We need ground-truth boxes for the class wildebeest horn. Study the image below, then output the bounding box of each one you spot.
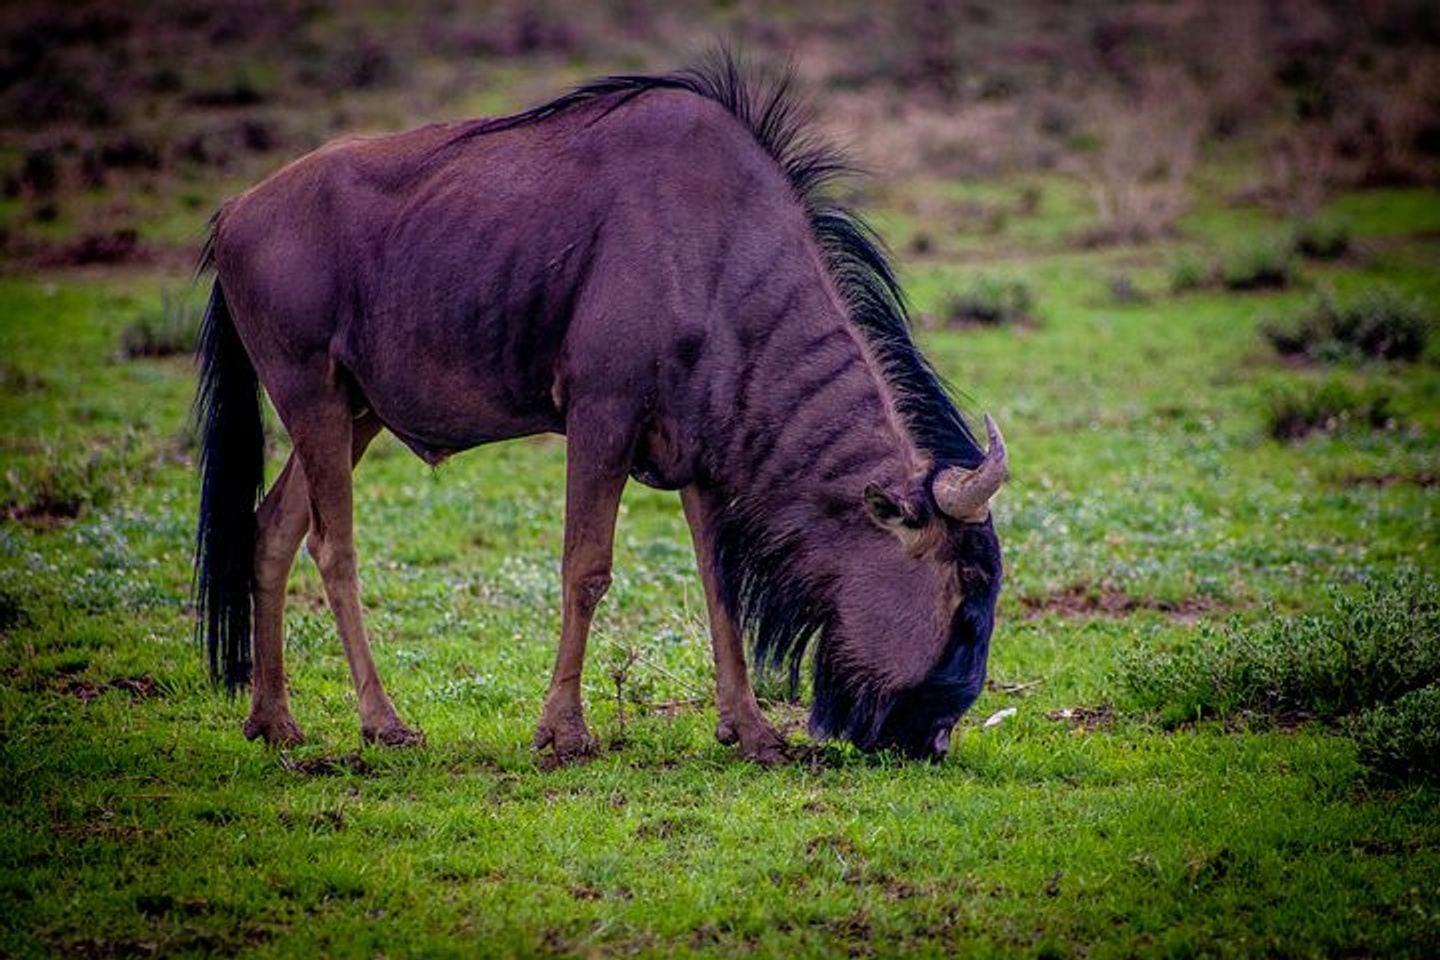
[932,414,1009,521]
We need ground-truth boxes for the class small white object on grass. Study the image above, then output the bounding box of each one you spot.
[982,707,1017,729]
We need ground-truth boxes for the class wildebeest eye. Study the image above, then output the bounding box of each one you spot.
[958,564,991,593]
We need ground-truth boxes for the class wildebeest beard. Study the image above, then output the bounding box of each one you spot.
[709,495,896,746]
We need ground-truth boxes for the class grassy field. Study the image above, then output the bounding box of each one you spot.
[2,169,1437,956]
[3,8,1440,950]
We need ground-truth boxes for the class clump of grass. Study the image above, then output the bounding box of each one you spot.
[2,433,149,524]
[939,275,1034,327]
[1168,251,1215,293]
[1291,218,1351,260]
[1220,240,1294,291]
[1262,377,1393,440]
[1263,288,1428,363]
[1106,273,1149,305]
[4,448,106,524]
[1352,685,1440,783]
[120,290,203,359]
[1118,572,1440,732]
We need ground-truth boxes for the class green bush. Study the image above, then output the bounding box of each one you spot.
[1263,287,1428,363]
[1107,273,1149,305]
[2,434,149,523]
[940,275,1034,327]
[1291,218,1351,260]
[1118,572,1440,728]
[1261,377,1393,440]
[1168,252,1213,293]
[1221,241,1294,291]
[1352,685,1440,783]
[119,289,203,359]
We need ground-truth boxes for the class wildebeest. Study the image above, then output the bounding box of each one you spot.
[194,52,1008,764]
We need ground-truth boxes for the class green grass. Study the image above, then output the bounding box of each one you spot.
[3,174,1439,956]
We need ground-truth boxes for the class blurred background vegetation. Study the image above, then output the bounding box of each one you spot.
[1,0,1438,265]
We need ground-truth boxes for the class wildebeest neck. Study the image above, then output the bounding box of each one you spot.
[703,276,931,722]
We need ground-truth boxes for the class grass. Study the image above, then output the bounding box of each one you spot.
[3,146,1440,960]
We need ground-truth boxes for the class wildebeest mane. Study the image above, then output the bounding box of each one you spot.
[444,51,987,734]
[444,50,984,470]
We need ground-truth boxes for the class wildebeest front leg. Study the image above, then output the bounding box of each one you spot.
[533,403,632,766]
[681,487,789,763]
[245,414,383,747]
[290,400,423,748]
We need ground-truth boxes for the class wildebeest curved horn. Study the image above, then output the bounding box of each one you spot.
[932,414,1009,521]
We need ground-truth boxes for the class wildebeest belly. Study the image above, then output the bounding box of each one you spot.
[337,299,567,460]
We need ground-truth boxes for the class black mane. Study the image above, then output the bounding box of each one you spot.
[447,51,987,738]
[447,50,984,470]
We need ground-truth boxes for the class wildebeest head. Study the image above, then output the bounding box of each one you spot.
[812,416,1008,760]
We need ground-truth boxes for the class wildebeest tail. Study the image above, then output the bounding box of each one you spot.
[193,252,265,691]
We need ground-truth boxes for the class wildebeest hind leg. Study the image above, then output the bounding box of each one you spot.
[533,399,634,766]
[244,414,383,746]
[288,399,422,748]
[681,487,788,763]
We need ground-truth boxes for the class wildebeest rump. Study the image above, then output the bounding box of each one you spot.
[194,53,1009,763]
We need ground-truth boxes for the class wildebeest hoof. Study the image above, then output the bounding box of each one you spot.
[243,712,305,747]
[737,726,789,764]
[715,719,740,745]
[533,718,598,769]
[718,718,789,763]
[362,722,426,748]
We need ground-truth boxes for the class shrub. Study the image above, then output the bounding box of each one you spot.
[1078,78,1201,246]
[1352,685,1440,783]
[1263,288,1428,363]
[1291,218,1351,260]
[939,275,1034,327]
[1168,252,1214,293]
[2,437,140,524]
[1221,241,1294,291]
[1118,572,1440,728]
[1107,273,1149,305]
[1262,377,1393,440]
[120,290,203,359]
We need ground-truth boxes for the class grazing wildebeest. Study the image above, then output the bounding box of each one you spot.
[194,53,1008,764]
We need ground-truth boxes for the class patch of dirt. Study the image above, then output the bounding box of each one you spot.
[280,753,370,777]
[58,674,160,702]
[1045,704,1115,732]
[1174,709,1313,735]
[1353,836,1424,857]
[4,497,85,529]
[32,229,148,267]
[51,925,272,958]
[1340,472,1439,488]
[0,362,47,394]
[1021,585,1222,623]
